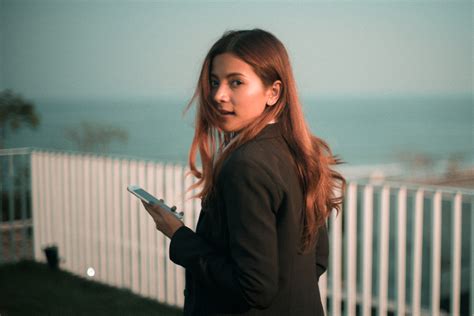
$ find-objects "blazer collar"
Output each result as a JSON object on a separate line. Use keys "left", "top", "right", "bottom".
{"left": 255, "top": 121, "right": 282, "bottom": 141}
{"left": 223, "top": 121, "right": 282, "bottom": 149}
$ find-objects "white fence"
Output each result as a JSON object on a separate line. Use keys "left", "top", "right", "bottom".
{"left": 30, "top": 150, "right": 201, "bottom": 307}
{"left": 1, "top": 148, "right": 473, "bottom": 315}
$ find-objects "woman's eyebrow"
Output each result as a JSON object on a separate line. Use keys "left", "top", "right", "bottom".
{"left": 210, "top": 72, "right": 246, "bottom": 79}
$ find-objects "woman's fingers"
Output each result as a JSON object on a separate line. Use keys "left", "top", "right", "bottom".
{"left": 141, "top": 201, "right": 175, "bottom": 221}
{"left": 140, "top": 200, "right": 184, "bottom": 238}
{"left": 141, "top": 201, "right": 150, "bottom": 212}
{"left": 141, "top": 200, "right": 178, "bottom": 214}
{"left": 141, "top": 201, "right": 161, "bottom": 219}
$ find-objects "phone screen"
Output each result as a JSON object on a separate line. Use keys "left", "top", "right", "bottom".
{"left": 133, "top": 188, "right": 160, "bottom": 204}
{"left": 128, "top": 185, "right": 183, "bottom": 220}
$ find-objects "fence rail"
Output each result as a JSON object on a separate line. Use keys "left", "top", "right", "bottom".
{"left": 0, "top": 148, "right": 473, "bottom": 316}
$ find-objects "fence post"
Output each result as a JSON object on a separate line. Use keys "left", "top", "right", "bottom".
{"left": 396, "top": 187, "right": 407, "bottom": 316}
{"left": 430, "top": 191, "right": 442, "bottom": 316}
{"left": 411, "top": 188, "right": 424, "bottom": 315}
{"left": 362, "top": 185, "right": 373, "bottom": 316}
{"left": 345, "top": 182, "right": 358, "bottom": 316}
{"left": 378, "top": 185, "right": 390, "bottom": 316}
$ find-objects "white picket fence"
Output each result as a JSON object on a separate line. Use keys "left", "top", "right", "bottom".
{"left": 30, "top": 150, "right": 201, "bottom": 307}
{"left": 1, "top": 148, "right": 473, "bottom": 315}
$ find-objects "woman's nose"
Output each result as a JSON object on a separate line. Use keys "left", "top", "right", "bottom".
{"left": 213, "top": 84, "right": 230, "bottom": 104}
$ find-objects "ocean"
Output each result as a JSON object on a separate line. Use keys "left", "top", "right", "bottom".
{"left": 6, "top": 94, "right": 473, "bottom": 168}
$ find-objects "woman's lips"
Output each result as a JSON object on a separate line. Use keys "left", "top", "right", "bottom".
{"left": 219, "top": 110, "right": 235, "bottom": 116}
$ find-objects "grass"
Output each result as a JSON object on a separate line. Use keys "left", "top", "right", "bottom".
{"left": 0, "top": 260, "right": 183, "bottom": 315}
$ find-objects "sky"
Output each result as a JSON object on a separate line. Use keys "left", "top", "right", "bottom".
{"left": 0, "top": 0, "right": 472, "bottom": 100}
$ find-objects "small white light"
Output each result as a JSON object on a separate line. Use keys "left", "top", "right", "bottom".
{"left": 87, "top": 267, "right": 95, "bottom": 277}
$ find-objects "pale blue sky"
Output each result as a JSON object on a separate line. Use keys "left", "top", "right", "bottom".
{"left": 0, "top": 0, "right": 472, "bottom": 99}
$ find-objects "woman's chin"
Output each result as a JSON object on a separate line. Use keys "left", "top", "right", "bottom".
{"left": 219, "top": 122, "right": 238, "bottom": 133}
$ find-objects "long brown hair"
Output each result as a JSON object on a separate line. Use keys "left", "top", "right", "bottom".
{"left": 185, "top": 29, "right": 346, "bottom": 252}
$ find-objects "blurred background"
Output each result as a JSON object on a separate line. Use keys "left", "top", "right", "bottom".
{"left": 2, "top": 0, "right": 472, "bottom": 181}
{"left": 0, "top": 0, "right": 472, "bottom": 315}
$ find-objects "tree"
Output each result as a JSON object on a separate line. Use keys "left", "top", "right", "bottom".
{"left": 0, "top": 89, "right": 40, "bottom": 149}
{"left": 64, "top": 121, "right": 128, "bottom": 153}
{"left": 393, "top": 149, "right": 435, "bottom": 179}
{"left": 445, "top": 152, "right": 467, "bottom": 178}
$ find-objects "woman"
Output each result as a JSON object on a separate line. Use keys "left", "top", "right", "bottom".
{"left": 142, "top": 29, "right": 346, "bottom": 315}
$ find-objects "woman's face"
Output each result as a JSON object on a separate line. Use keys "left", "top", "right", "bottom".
{"left": 210, "top": 53, "right": 278, "bottom": 133}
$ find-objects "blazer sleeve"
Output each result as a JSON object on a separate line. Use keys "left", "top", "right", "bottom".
{"left": 315, "top": 222, "right": 329, "bottom": 279}
{"left": 169, "top": 157, "right": 283, "bottom": 309}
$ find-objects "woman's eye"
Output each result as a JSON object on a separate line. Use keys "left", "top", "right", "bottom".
{"left": 231, "top": 80, "right": 243, "bottom": 87}
{"left": 210, "top": 80, "right": 219, "bottom": 88}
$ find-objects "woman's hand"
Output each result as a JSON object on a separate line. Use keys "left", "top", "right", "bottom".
{"left": 141, "top": 200, "right": 184, "bottom": 239}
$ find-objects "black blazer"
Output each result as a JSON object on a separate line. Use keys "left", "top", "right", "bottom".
{"left": 170, "top": 122, "right": 328, "bottom": 316}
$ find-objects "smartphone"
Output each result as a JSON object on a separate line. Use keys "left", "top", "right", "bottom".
{"left": 127, "top": 185, "right": 184, "bottom": 220}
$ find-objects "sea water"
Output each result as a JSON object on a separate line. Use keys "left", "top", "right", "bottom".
{"left": 6, "top": 94, "right": 473, "bottom": 167}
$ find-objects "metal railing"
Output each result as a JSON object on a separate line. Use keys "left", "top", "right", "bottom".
{"left": 0, "top": 147, "right": 472, "bottom": 316}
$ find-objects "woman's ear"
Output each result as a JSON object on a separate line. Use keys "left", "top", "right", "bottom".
{"left": 266, "top": 80, "right": 282, "bottom": 106}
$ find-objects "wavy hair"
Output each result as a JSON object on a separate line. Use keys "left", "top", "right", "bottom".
{"left": 185, "top": 29, "right": 346, "bottom": 252}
